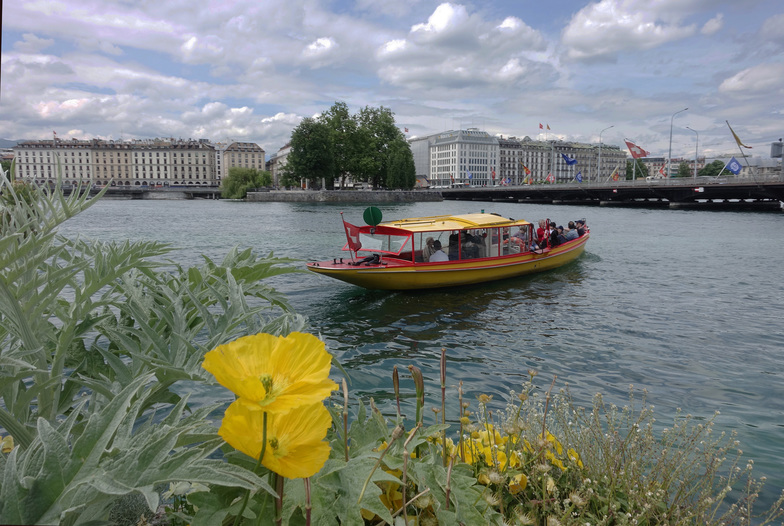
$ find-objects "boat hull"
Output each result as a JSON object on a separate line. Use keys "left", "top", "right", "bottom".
{"left": 307, "top": 234, "right": 589, "bottom": 290}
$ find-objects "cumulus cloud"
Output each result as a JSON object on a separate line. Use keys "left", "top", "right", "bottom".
{"left": 377, "top": 3, "right": 549, "bottom": 91}
{"left": 561, "top": 0, "right": 696, "bottom": 61}
{"left": 304, "top": 37, "right": 337, "bottom": 58}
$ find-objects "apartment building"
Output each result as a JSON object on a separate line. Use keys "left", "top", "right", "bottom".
{"left": 13, "top": 137, "right": 264, "bottom": 187}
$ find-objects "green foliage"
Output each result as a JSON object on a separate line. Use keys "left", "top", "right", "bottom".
{"left": 221, "top": 167, "right": 273, "bottom": 199}
{"left": 283, "top": 117, "right": 335, "bottom": 190}
{"left": 386, "top": 141, "right": 417, "bottom": 189}
{"left": 285, "top": 101, "right": 410, "bottom": 190}
{"left": 625, "top": 159, "right": 649, "bottom": 179}
{"left": 0, "top": 173, "right": 305, "bottom": 524}
{"left": 700, "top": 160, "right": 728, "bottom": 177}
{"left": 676, "top": 161, "right": 692, "bottom": 178}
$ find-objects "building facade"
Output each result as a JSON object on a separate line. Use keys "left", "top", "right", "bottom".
{"left": 12, "top": 137, "right": 267, "bottom": 187}
{"left": 429, "top": 129, "right": 499, "bottom": 187}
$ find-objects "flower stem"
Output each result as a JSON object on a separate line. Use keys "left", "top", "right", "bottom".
{"left": 234, "top": 411, "right": 267, "bottom": 526}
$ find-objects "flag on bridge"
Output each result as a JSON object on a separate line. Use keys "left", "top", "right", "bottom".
{"left": 725, "top": 157, "right": 742, "bottom": 175}
{"left": 561, "top": 153, "right": 578, "bottom": 166}
{"left": 546, "top": 173, "right": 555, "bottom": 183}
{"left": 625, "top": 140, "right": 650, "bottom": 159}
{"left": 575, "top": 171, "right": 583, "bottom": 183}
{"left": 519, "top": 161, "right": 531, "bottom": 175}
{"left": 726, "top": 121, "right": 752, "bottom": 149}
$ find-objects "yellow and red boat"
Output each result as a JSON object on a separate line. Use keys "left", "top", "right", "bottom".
{"left": 306, "top": 211, "right": 589, "bottom": 290}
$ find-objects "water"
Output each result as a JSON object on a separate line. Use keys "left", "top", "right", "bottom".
{"left": 60, "top": 198, "right": 784, "bottom": 507}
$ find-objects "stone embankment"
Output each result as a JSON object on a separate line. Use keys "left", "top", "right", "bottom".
{"left": 246, "top": 189, "right": 443, "bottom": 203}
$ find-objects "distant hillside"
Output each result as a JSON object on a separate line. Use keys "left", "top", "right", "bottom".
{"left": 0, "top": 139, "right": 18, "bottom": 149}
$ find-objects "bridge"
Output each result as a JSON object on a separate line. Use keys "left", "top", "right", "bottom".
{"left": 440, "top": 175, "right": 784, "bottom": 211}
{"left": 70, "top": 186, "right": 222, "bottom": 200}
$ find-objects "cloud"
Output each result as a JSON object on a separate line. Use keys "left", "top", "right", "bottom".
{"left": 719, "top": 63, "right": 784, "bottom": 96}
{"left": 561, "top": 0, "right": 696, "bottom": 61}
{"left": 760, "top": 13, "right": 784, "bottom": 47}
{"left": 13, "top": 33, "right": 55, "bottom": 53}
{"left": 701, "top": 13, "right": 723, "bottom": 35}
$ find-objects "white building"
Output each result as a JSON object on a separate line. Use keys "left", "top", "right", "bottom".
{"left": 429, "top": 129, "right": 499, "bottom": 187}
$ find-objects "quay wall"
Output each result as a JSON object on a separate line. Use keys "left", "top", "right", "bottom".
{"left": 246, "top": 190, "right": 443, "bottom": 203}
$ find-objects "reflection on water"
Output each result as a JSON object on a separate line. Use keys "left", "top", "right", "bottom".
{"left": 59, "top": 198, "right": 784, "bottom": 508}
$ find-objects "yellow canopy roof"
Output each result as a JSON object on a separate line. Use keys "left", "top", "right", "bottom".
{"left": 380, "top": 213, "right": 530, "bottom": 233}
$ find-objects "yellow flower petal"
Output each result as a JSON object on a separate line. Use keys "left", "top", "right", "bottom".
{"left": 1, "top": 435, "right": 13, "bottom": 454}
{"left": 203, "top": 332, "right": 338, "bottom": 413}
{"left": 509, "top": 473, "right": 528, "bottom": 494}
{"left": 219, "top": 398, "right": 332, "bottom": 479}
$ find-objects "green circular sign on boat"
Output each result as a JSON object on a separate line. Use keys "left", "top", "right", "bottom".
{"left": 363, "top": 206, "right": 383, "bottom": 226}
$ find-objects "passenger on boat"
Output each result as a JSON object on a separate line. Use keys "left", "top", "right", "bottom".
{"left": 429, "top": 240, "right": 449, "bottom": 262}
{"left": 422, "top": 237, "right": 437, "bottom": 261}
{"left": 536, "top": 220, "right": 547, "bottom": 245}
{"left": 564, "top": 221, "right": 579, "bottom": 241}
{"left": 461, "top": 231, "right": 481, "bottom": 259}
{"left": 550, "top": 226, "right": 567, "bottom": 247}
{"left": 575, "top": 219, "right": 586, "bottom": 236}
{"left": 448, "top": 233, "right": 460, "bottom": 260}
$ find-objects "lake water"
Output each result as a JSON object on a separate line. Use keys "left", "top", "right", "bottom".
{"left": 60, "top": 197, "right": 784, "bottom": 508}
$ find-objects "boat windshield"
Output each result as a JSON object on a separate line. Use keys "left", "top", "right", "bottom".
{"left": 349, "top": 226, "right": 411, "bottom": 256}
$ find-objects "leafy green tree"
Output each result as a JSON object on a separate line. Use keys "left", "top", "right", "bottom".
{"left": 625, "top": 159, "right": 649, "bottom": 180}
{"left": 220, "top": 167, "right": 272, "bottom": 199}
{"left": 321, "top": 102, "right": 358, "bottom": 189}
{"left": 676, "top": 161, "right": 692, "bottom": 178}
{"left": 354, "top": 106, "right": 406, "bottom": 189}
{"left": 386, "top": 141, "right": 416, "bottom": 189}
{"left": 284, "top": 117, "right": 335, "bottom": 190}
{"left": 699, "top": 160, "right": 726, "bottom": 177}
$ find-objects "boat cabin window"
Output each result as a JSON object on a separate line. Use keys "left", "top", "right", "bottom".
{"left": 353, "top": 227, "right": 411, "bottom": 256}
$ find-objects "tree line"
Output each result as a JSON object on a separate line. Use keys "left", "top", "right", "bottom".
{"left": 280, "top": 102, "right": 416, "bottom": 190}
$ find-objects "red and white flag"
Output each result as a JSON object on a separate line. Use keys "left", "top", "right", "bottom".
{"left": 341, "top": 215, "right": 362, "bottom": 254}
{"left": 546, "top": 172, "right": 555, "bottom": 183}
{"left": 625, "top": 140, "right": 649, "bottom": 159}
{"left": 539, "top": 123, "right": 543, "bottom": 129}
{"left": 658, "top": 165, "right": 666, "bottom": 177}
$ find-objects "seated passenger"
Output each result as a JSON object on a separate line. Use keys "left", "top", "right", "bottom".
{"left": 448, "top": 233, "right": 460, "bottom": 260}
{"left": 461, "top": 231, "right": 481, "bottom": 259}
{"left": 429, "top": 240, "right": 449, "bottom": 262}
{"left": 575, "top": 219, "right": 586, "bottom": 236}
{"left": 564, "top": 221, "right": 579, "bottom": 241}
{"left": 422, "top": 237, "right": 437, "bottom": 261}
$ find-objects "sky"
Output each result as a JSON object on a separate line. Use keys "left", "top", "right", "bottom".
{"left": 2, "top": 0, "right": 782, "bottom": 160}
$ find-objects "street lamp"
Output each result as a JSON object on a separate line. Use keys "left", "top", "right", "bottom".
{"left": 598, "top": 125, "right": 614, "bottom": 182}
{"left": 667, "top": 107, "right": 688, "bottom": 178}
{"left": 685, "top": 126, "right": 699, "bottom": 179}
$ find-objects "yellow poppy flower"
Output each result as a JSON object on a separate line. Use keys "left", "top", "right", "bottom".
{"left": 203, "top": 332, "right": 338, "bottom": 414}
{"left": 219, "top": 398, "right": 332, "bottom": 479}
{"left": 509, "top": 473, "right": 528, "bottom": 494}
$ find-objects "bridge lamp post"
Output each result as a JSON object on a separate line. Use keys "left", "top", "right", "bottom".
{"left": 667, "top": 107, "right": 688, "bottom": 178}
{"left": 685, "top": 126, "right": 699, "bottom": 180}
{"left": 598, "top": 125, "right": 614, "bottom": 182}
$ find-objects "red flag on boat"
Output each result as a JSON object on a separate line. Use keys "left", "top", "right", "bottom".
{"left": 625, "top": 140, "right": 649, "bottom": 159}
{"left": 342, "top": 216, "right": 362, "bottom": 253}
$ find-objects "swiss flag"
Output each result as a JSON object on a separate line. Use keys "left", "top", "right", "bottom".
{"left": 342, "top": 217, "right": 362, "bottom": 253}
{"left": 546, "top": 173, "right": 555, "bottom": 183}
{"left": 625, "top": 140, "right": 649, "bottom": 159}
{"left": 539, "top": 123, "right": 543, "bottom": 129}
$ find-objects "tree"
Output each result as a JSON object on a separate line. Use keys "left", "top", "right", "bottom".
{"left": 321, "top": 102, "right": 358, "bottom": 189}
{"left": 625, "top": 159, "right": 649, "bottom": 180}
{"left": 1, "top": 160, "right": 12, "bottom": 180}
{"left": 676, "top": 161, "right": 691, "bottom": 178}
{"left": 284, "top": 117, "right": 335, "bottom": 189}
{"left": 220, "top": 167, "right": 272, "bottom": 199}
{"left": 386, "top": 141, "right": 416, "bottom": 189}
{"left": 699, "top": 160, "right": 726, "bottom": 177}
{"left": 354, "top": 106, "right": 406, "bottom": 189}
